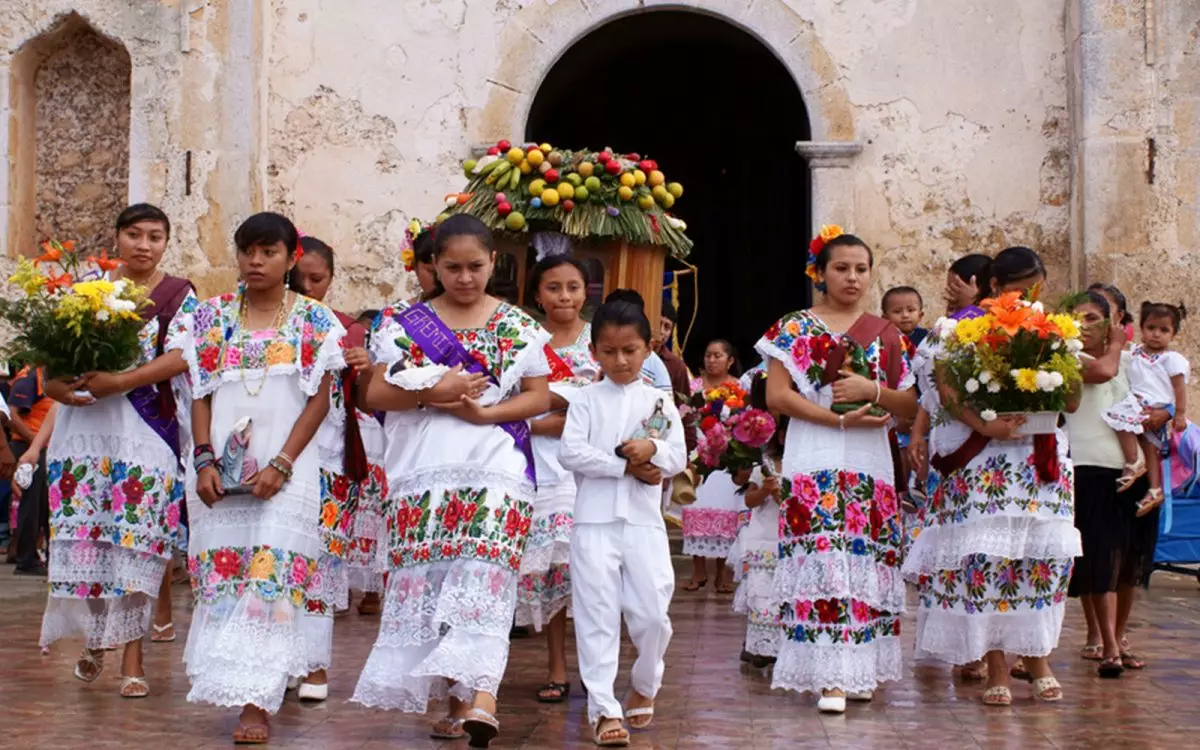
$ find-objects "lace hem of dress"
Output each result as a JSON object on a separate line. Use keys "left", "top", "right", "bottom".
{"left": 771, "top": 553, "right": 906, "bottom": 613}
{"left": 771, "top": 636, "right": 903, "bottom": 694}
{"left": 518, "top": 536, "right": 571, "bottom": 576}
{"left": 346, "top": 565, "right": 386, "bottom": 594}
{"left": 183, "top": 592, "right": 318, "bottom": 713}
{"left": 48, "top": 540, "right": 170, "bottom": 596}
{"left": 513, "top": 591, "right": 571, "bottom": 631}
{"left": 309, "top": 554, "right": 349, "bottom": 612}
{"left": 682, "top": 535, "right": 736, "bottom": 558}
{"left": 385, "top": 363, "right": 450, "bottom": 392}
{"left": 744, "top": 620, "right": 782, "bottom": 659}
{"left": 40, "top": 593, "right": 152, "bottom": 649}
{"left": 914, "top": 602, "right": 1067, "bottom": 664}
{"left": 902, "top": 515, "right": 1083, "bottom": 576}
{"left": 732, "top": 570, "right": 776, "bottom": 616}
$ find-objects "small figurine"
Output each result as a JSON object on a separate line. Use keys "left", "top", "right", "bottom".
{"left": 220, "top": 416, "right": 259, "bottom": 494}
{"left": 631, "top": 398, "right": 671, "bottom": 441}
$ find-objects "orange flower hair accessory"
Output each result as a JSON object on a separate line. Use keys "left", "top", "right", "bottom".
{"left": 806, "top": 224, "right": 844, "bottom": 292}
{"left": 294, "top": 229, "right": 306, "bottom": 262}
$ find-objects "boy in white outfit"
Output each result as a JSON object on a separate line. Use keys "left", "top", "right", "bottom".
{"left": 559, "top": 298, "right": 687, "bottom": 747}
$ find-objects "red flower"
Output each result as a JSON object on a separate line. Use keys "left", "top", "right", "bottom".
{"left": 305, "top": 598, "right": 324, "bottom": 613}
{"left": 332, "top": 475, "right": 351, "bottom": 501}
{"left": 441, "top": 542, "right": 453, "bottom": 557}
{"left": 700, "top": 416, "right": 719, "bottom": 432}
{"left": 463, "top": 503, "right": 478, "bottom": 522}
{"left": 784, "top": 499, "right": 811, "bottom": 536}
{"left": 870, "top": 505, "right": 884, "bottom": 539}
{"left": 477, "top": 542, "right": 489, "bottom": 556}
{"left": 519, "top": 516, "right": 532, "bottom": 536}
{"left": 410, "top": 343, "right": 425, "bottom": 365}
{"left": 213, "top": 549, "right": 241, "bottom": 579}
{"left": 89, "top": 526, "right": 102, "bottom": 540}
{"left": 407, "top": 506, "right": 422, "bottom": 529}
{"left": 471, "top": 350, "right": 490, "bottom": 371}
{"left": 503, "top": 507, "right": 522, "bottom": 538}
{"left": 810, "top": 334, "right": 835, "bottom": 361}
{"left": 766, "top": 322, "right": 781, "bottom": 339}
{"left": 892, "top": 619, "right": 901, "bottom": 636}
{"left": 199, "top": 345, "right": 220, "bottom": 372}
{"left": 443, "top": 500, "right": 462, "bottom": 531}
{"left": 815, "top": 598, "right": 839, "bottom": 624}
{"left": 122, "top": 477, "right": 145, "bottom": 506}
{"left": 89, "top": 583, "right": 103, "bottom": 598}
{"left": 884, "top": 549, "right": 897, "bottom": 567}
{"left": 60, "top": 473, "right": 78, "bottom": 498}
{"left": 301, "top": 341, "right": 316, "bottom": 368}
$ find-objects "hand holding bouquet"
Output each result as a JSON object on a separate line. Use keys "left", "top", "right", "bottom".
{"left": 935, "top": 291, "right": 1083, "bottom": 428}
{"left": 689, "top": 379, "right": 777, "bottom": 481}
{"left": 0, "top": 240, "right": 147, "bottom": 378}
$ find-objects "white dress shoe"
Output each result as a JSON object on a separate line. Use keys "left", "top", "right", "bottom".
{"left": 817, "top": 694, "right": 846, "bottom": 713}
{"left": 298, "top": 681, "right": 328, "bottom": 702}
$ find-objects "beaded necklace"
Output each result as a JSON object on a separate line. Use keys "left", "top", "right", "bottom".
{"left": 225, "top": 289, "right": 291, "bottom": 397}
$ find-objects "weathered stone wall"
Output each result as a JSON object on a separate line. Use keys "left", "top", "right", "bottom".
{"left": 33, "top": 22, "right": 130, "bottom": 255}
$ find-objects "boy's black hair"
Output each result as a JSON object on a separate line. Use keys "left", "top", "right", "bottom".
{"left": 604, "top": 288, "right": 646, "bottom": 308}
{"left": 882, "top": 285, "right": 923, "bottom": 312}
{"left": 590, "top": 300, "right": 651, "bottom": 345}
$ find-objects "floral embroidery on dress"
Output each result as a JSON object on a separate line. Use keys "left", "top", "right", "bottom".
{"left": 318, "top": 467, "right": 360, "bottom": 558}
{"left": 917, "top": 554, "right": 1072, "bottom": 614}
{"left": 780, "top": 597, "right": 902, "bottom": 645}
{"left": 780, "top": 469, "right": 904, "bottom": 568}
{"left": 187, "top": 544, "right": 320, "bottom": 606}
{"left": 387, "top": 486, "right": 533, "bottom": 572}
{"left": 170, "top": 292, "right": 341, "bottom": 398}
{"left": 927, "top": 452, "right": 1074, "bottom": 525}
{"left": 760, "top": 311, "right": 912, "bottom": 396}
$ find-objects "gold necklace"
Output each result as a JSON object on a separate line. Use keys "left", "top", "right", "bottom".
{"left": 230, "top": 289, "right": 290, "bottom": 397}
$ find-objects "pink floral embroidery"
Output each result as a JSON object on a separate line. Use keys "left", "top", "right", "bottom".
{"left": 682, "top": 507, "right": 740, "bottom": 539}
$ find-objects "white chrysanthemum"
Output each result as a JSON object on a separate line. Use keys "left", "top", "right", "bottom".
{"left": 966, "top": 378, "right": 980, "bottom": 394}
{"left": 1067, "top": 338, "right": 1084, "bottom": 352}
{"left": 1031, "top": 301, "right": 1044, "bottom": 313}
{"left": 979, "top": 370, "right": 992, "bottom": 384}
{"left": 1035, "top": 371, "right": 1055, "bottom": 392}
{"left": 1049, "top": 371, "right": 1064, "bottom": 388}
{"left": 95, "top": 309, "right": 110, "bottom": 322}
{"left": 980, "top": 409, "right": 998, "bottom": 422}
{"left": 987, "top": 381, "right": 1002, "bottom": 393}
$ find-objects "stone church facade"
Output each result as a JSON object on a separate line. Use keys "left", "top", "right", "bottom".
{"left": 1, "top": 1, "right": 1197, "bottom": 357}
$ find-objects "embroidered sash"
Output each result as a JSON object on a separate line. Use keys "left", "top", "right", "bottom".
{"left": 127, "top": 275, "right": 194, "bottom": 462}
{"left": 397, "top": 303, "right": 537, "bottom": 485}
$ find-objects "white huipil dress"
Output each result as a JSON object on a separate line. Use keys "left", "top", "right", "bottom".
{"left": 345, "top": 412, "right": 388, "bottom": 594}
{"left": 729, "top": 463, "right": 782, "bottom": 658}
{"left": 515, "top": 323, "right": 598, "bottom": 630}
{"left": 168, "top": 291, "right": 346, "bottom": 712}
{"left": 352, "top": 301, "right": 550, "bottom": 712}
{"left": 40, "top": 293, "right": 195, "bottom": 650}
{"left": 681, "top": 376, "right": 742, "bottom": 558}
{"left": 756, "top": 310, "right": 913, "bottom": 695}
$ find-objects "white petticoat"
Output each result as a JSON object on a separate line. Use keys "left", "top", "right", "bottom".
{"left": 514, "top": 481, "right": 574, "bottom": 630}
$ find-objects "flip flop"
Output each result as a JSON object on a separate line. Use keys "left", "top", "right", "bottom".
{"left": 1032, "top": 675, "right": 1063, "bottom": 702}
{"left": 463, "top": 707, "right": 499, "bottom": 748}
{"left": 120, "top": 675, "right": 150, "bottom": 698}
{"left": 430, "top": 717, "right": 466, "bottom": 740}
{"left": 232, "top": 721, "right": 270, "bottom": 745}
{"left": 1009, "top": 659, "right": 1032, "bottom": 682}
{"left": 1098, "top": 656, "right": 1125, "bottom": 679}
{"left": 73, "top": 649, "right": 104, "bottom": 683}
{"left": 1120, "top": 650, "right": 1146, "bottom": 670}
{"left": 150, "top": 621, "right": 176, "bottom": 643}
{"left": 1079, "top": 644, "right": 1103, "bottom": 661}
{"left": 982, "top": 686, "right": 1012, "bottom": 706}
{"left": 536, "top": 681, "right": 571, "bottom": 703}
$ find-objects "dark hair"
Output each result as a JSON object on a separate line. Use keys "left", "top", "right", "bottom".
{"left": 705, "top": 338, "right": 743, "bottom": 377}
{"left": 990, "top": 246, "right": 1045, "bottom": 292}
{"left": 1140, "top": 301, "right": 1187, "bottom": 332}
{"left": 116, "top": 203, "right": 171, "bottom": 240}
{"left": 1088, "top": 283, "right": 1133, "bottom": 325}
{"left": 287, "top": 235, "right": 335, "bottom": 292}
{"left": 1068, "top": 290, "right": 1111, "bottom": 319}
{"left": 815, "top": 234, "right": 874, "bottom": 275}
{"left": 661, "top": 303, "right": 679, "bottom": 325}
{"left": 358, "top": 308, "right": 380, "bottom": 322}
{"left": 949, "top": 253, "right": 992, "bottom": 303}
{"left": 235, "top": 212, "right": 299, "bottom": 256}
{"left": 590, "top": 300, "right": 651, "bottom": 345}
{"left": 529, "top": 255, "right": 589, "bottom": 304}
{"left": 882, "top": 286, "right": 923, "bottom": 312}
{"left": 427, "top": 214, "right": 496, "bottom": 299}
{"left": 605, "top": 288, "right": 646, "bottom": 308}
{"left": 413, "top": 228, "right": 436, "bottom": 265}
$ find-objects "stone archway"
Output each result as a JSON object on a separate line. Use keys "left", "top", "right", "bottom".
{"left": 6, "top": 13, "right": 131, "bottom": 257}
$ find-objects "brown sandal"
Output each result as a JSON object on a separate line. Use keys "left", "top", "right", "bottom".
{"left": 232, "top": 720, "right": 270, "bottom": 745}
{"left": 681, "top": 578, "right": 707, "bottom": 592}
{"left": 357, "top": 594, "right": 382, "bottom": 615}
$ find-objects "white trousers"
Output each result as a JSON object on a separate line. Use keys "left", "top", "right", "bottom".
{"left": 570, "top": 521, "right": 675, "bottom": 725}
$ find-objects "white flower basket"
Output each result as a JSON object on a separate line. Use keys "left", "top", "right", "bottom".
{"left": 1000, "top": 411, "right": 1059, "bottom": 436}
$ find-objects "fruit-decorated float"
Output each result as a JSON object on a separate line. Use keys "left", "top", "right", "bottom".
{"left": 440, "top": 139, "right": 691, "bottom": 327}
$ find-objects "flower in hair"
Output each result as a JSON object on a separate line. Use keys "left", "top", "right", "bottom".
{"left": 295, "top": 229, "right": 306, "bottom": 261}
{"left": 806, "top": 224, "right": 844, "bottom": 292}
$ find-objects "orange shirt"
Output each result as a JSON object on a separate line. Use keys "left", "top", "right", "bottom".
{"left": 11, "top": 367, "right": 50, "bottom": 436}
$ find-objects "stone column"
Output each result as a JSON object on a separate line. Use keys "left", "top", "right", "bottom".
{"left": 794, "top": 141, "right": 864, "bottom": 234}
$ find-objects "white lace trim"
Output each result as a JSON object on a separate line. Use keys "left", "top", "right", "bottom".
{"left": 309, "top": 554, "right": 349, "bottom": 611}
{"left": 771, "top": 637, "right": 903, "bottom": 694}
{"left": 914, "top": 602, "right": 1067, "bottom": 664}
{"left": 40, "top": 593, "right": 152, "bottom": 649}
{"left": 387, "top": 464, "right": 534, "bottom": 504}
{"left": 732, "top": 569, "right": 776, "bottom": 616}
{"left": 385, "top": 363, "right": 449, "bottom": 391}
{"left": 756, "top": 339, "right": 820, "bottom": 401}
{"left": 744, "top": 620, "right": 782, "bottom": 659}
{"left": 183, "top": 592, "right": 314, "bottom": 713}
{"left": 902, "top": 515, "right": 1082, "bottom": 577}
{"left": 682, "top": 535, "right": 736, "bottom": 558}
{"left": 351, "top": 559, "right": 518, "bottom": 712}
{"left": 513, "top": 592, "right": 571, "bottom": 631}
{"left": 496, "top": 327, "right": 552, "bottom": 399}
{"left": 346, "top": 566, "right": 386, "bottom": 593}
{"left": 48, "top": 425, "right": 177, "bottom": 469}
{"left": 772, "top": 552, "right": 906, "bottom": 613}
{"left": 48, "top": 540, "right": 169, "bottom": 595}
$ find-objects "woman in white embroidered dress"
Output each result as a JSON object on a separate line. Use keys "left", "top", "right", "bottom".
{"left": 519, "top": 255, "right": 599, "bottom": 704}
{"left": 39, "top": 203, "right": 193, "bottom": 699}
{"left": 681, "top": 340, "right": 743, "bottom": 594}
{"left": 352, "top": 215, "right": 551, "bottom": 748}
{"left": 757, "top": 231, "right": 917, "bottom": 714}
{"left": 903, "top": 246, "right": 1081, "bottom": 707}
{"left": 169, "top": 212, "right": 345, "bottom": 744}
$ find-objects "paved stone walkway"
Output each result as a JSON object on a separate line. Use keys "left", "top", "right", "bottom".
{"left": 2, "top": 568, "right": 1199, "bottom": 748}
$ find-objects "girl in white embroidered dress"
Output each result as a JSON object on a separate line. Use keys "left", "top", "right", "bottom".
{"left": 351, "top": 215, "right": 551, "bottom": 749}
{"left": 39, "top": 204, "right": 193, "bottom": 699}
{"left": 681, "top": 340, "right": 744, "bottom": 594}
{"left": 520, "top": 256, "right": 599, "bottom": 705}
{"left": 169, "top": 213, "right": 346, "bottom": 744}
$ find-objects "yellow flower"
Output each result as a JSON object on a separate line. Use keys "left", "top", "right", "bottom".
{"left": 291, "top": 588, "right": 304, "bottom": 606}
{"left": 120, "top": 532, "right": 135, "bottom": 548}
{"left": 248, "top": 549, "right": 276, "bottom": 580}
{"left": 1013, "top": 368, "right": 1039, "bottom": 393}
{"left": 953, "top": 316, "right": 990, "bottom": 345}
{"left": 9, "top": 258, "right": 47, "bottom": 296}
{"left": 100, "top": 457, "right": 112, "bottom": 476}
{"left": 997, "top": 600, "right": 1010, "bottom": 613}
{"left": 1048, "top": 313, "right": 1080, "bottom": 340}
{"left": 819, "top": 224, "right": 844, "bottom": 242}
{"left": 72, "top": 279, "right": 116, "bottom": 301}
{"left": 785, "top": 320, "right": 800, "bottom": 336}
{"left": 400, "top": 248, "right": 415, "bottom": 269}
{"left": 820, "top": 492, "right": 838, "bottom": 510}
{"left": 264, "top": 341, "right": 296, "bottom": 366}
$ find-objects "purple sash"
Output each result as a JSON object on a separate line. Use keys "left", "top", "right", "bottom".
{"left": 396, "top": 303, "right": 537, "bottom": 485}
{"left": 127, "top": 384, "right": 181, "bottom": 461}
{"left": 125, "top": 276, "right": 193, "bottom": 464}
{"left": 951, "top": 304, "right": 985, "bottom": 320}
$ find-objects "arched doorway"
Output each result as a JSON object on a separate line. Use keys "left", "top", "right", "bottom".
{"left": 527, "top": 10, "right": 811, "bottom": 370}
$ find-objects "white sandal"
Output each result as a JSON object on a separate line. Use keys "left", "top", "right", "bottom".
{"left": 625, "top": 705, "right": 655, "bottom": 730}
{"left": 982, "top": 686, "right": 1012, "bottom": 706}
{"left": 462, "top": 707, "right": 500, "bottom": 748}
{"left": 120, "top": 675, "right": 150, "bottom": 698}
{"left": 1136, "top": 488, "right": 1164, "bottom": 517}
{"left": 1117, "top": 456, "right": 1146, "bottom": 491}
{"left": 592, "top": 717, "right": 631, "bottom": 747}
{"left": 73, "top": 648, "right": 105, "bottom": 683}
{"left": 817, "top": 691, "right": 846, "bottom": 713}
{"left": 1032, "top": 675, "right": 1063, "bottom": 702}
{"left": 150, "top": 621, "right": 176, "bottom": 643}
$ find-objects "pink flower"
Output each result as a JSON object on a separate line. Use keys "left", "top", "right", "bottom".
{"left": 815, "top": 536, "right": 831, "bottom": 552}
{"left": 291, "top": 555, "right": 310, "bottom": 586}
{"left": 795, "top": 600, "right": 813, "bottom": 621}
{"left": 165, "top": 503, "right": 180, "bottom": 530}
{"left": 731, "top": 408, "right": 776, "bottom": 448}
{"left": 790, "top": 337, "right": 813, "bottom": 370}
{"left": 75, "top": 526, "right": 90, "bottom": 540}
{"left": 793, "top": 474, "right": 820, "bottom": 509}
{"left": 224, "top": 346, "right": 242, "bottom": 367}
{"left": 844, "top": 502, "right": 867, "bottom": 535}
{"left": 852, "top": 600, "right": 871, "bottom": 623}
{"left": 48, "top": 486, "right": 62, "bottom": 512}
{"left": 874, "top": 481, "right": 897, "bottom": 519}
{"left": 74, "top": 583, "right": 89, "bottom": 597}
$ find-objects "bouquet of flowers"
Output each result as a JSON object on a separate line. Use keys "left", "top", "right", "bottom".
{"left": 935, "top": 291, "right": 1083, "bottom": 425}
{"left": 0, "top": 240, "right": 147, "bottom": 378}
{"left": 687, "top": 379, "right": 777, "bottom": 481}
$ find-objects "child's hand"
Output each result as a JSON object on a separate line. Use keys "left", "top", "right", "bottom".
{"left": 1173, "top": 414, "right": 1188, "bottom": 433}
{"left": 343, "top": 346, "right": 370, "bottom": 370}
{"left": 762, "top": 475, "right": 781, "bottom": 496}
{"left": 627, "top": 461, "right": 663, "bottom": 485}
{"left": 619, "top": 439, "right": 657, "bottom": 465}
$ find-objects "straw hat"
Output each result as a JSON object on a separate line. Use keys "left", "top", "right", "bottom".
{"left": 670, "top": 466, "right": 697, "bottom": 506}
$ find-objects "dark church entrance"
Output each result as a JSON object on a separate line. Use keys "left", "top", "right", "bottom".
{"left": 527, "top": 10, "right": 812, "bottom": 372}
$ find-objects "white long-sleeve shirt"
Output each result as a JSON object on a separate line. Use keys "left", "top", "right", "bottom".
{"left": 559, "top": 377, "right": 687, "bottom": 528}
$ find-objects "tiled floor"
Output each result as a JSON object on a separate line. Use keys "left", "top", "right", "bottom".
{"left": 2, "top": 568, "right": 1200, "bottom": 748}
